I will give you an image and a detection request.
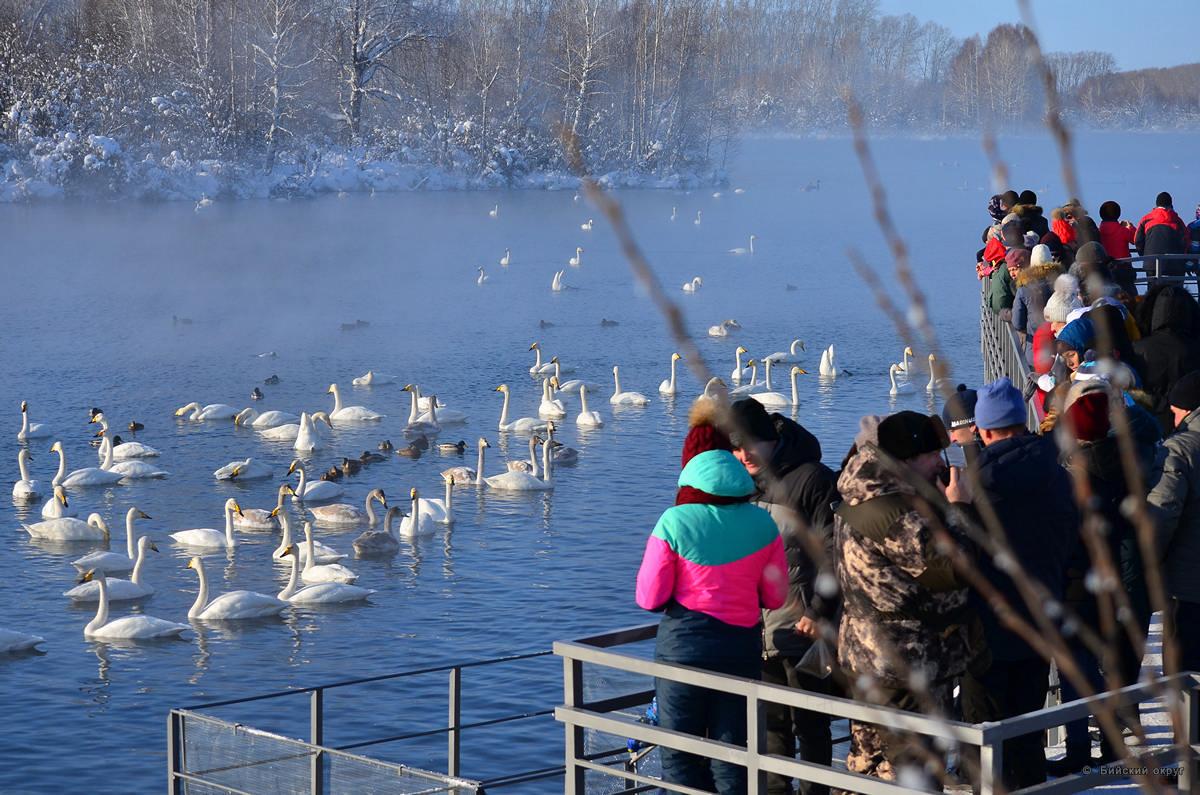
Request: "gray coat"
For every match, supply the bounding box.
[1147,409,1200,603]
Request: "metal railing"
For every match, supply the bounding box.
[555,623,1199,795]
[979,285,1040,430]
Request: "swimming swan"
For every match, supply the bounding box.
[728,235,756,256]
[477,266,488,285]
[274,511,344,564]
[569,247,583,267]
[0,629,44,653]
[708,319,740,338]
[551,270,566,292]
[682,277,703,293]
[731,346,752,382]
[581,219,593,231]
[24,511,109,542]
[926,354,953,393]
[610,366,650,406]
[170,499,243,548]
[495,385,548,433]
[889,364,916,397]
[71,507,151,573]
[730,360,765,397]
[294,412,328,452]
[186,556,287,620]
[483,437,553,491]
[78,569,187,639]
[40,485,76,519]
[277,545,374,604]
[175,402,239,421]
[352,370,398,387]
[752,365,807,408]
[90,415,160,457]
[301,522,358,583]
[235,483,293,531]
[65,536,157,601]
[659,353,683,396]
[406,385,468,423]
[259,411,332,442]
[442,438,488,485]
[104,438,169,480]
[308,488,387,526]
[57,440,125,488]
[818,346,839,378]
[398,483,453,535]
[17,401,51,441]
[288,461,344,502]
[765,340,806,364]
[327,383,384,421]
[213,457,272,481]
[576,385,604,427]
[539,378,567,418]
[13,449,41,502]
[352,506,403,557]
[499,249,511,267]
[234,408,299,428]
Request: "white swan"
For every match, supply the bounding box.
[477,266,488,285]
[308,488,387,526]
[895,346,915,374]
[442,438,488,485]
[288,461,344,502]
[671,206,677,221]
[273,511,344,564]
[484,437,553,491]
[170,499,242,548]
[499,249,511,267]
[926,354,953,393]
[659,353,683,396]
[72,507,151,573]
[405,393,442,434]
[327,383,384,421]
[495,384,548,433]
[569,247,583,267]
[728,235,757,256]
[57,440,124,488]
[539,378,567,418]
[24,511,108,541]
[234,407,299,428]
[352,370,398,387]
[407,385,467,425]
[489,204,499,218]
[610,366,650,406]
[697,377,729,406]
[400,481,453,532]
[260,411,332,442]
[753,364,807,408]
[353,506,403,557]
[731,360,765,397]
[186,556,287,620]
[175,402,239,421]
[105,438,169,480]
[577,385,604,427]
[694,210,702,225]
[731,346,752,382]
[40,485,75,518]
[889,364,916,397]
[682,277,703,293]
[293,412,327,452]
[12,448,41,502]
[551,270,566,292]
[65,536,157,601]
[90,415,161,457]
[528,342,558,375]
[213,457,272,481]
[0,629,44,653]
[819,345,839,378]
[581,219,593,231]
[708,319,740,338]
[301,522,357,583]
[236,483,292,530]
[79,569,187,639]
[277,545,374,604]
[765,340,806,364]
[17,401,51,440]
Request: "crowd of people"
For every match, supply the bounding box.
[630,189,1200,794]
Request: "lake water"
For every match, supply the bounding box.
[1,132,1193,793]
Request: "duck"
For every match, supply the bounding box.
[127,420,145,432]
[576,385,604,427]
[175,402,239,421]
[818,345,839,378]
[442,438,488,485]
[251,387,264,401]
[551,270,566,292]
[24,511,109,542]
[77,569,188,639]
[889,364,916,397]
[396,444,423,459]
[568,247,583,267]
[581,219,593,231]
[213,457,271,481]
[378,439,394,452]
[170,499,243,548]
[327,383,384,421]
[728,235,756,256]
[499,249,511,267]
[730,346,752,382]
[17,401,51,441]
[308,488,387,527]
[323,466,344,481]
[752,364,807,408]
[57,440,125,488]
[300,522,358,583]
[277,545,374,604]
[682,276,703,293]
[540,319,554,328]
[476,266,488,285]
[495,384,548,433]
[708,319,740,338]
[610,366,650,406]
[765,340,806,364]
[104,437,169,480]
[40,485,75,519]
[235,483,292,531]
[437,440,466,454]
[360,450,386,463]
[352,370,398,387]
[233,407,299,429]
[185,556,287,620]
[352,505,403,557]
[398,482,453,535]
[64,536,157,601]
[0,629,45,653]
[600,318,619,327]
[659,353,683,396]
[264,374,281,385]
[288,460,344,502]
[483,436,553,491]
[539,378,567,419]
[71,507,151,573]
[273,511,344,564]
[12,449,41,502]
[339,457,362,478]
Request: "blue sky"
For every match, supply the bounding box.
[877,0,1198,71]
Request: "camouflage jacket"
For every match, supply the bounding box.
[835,445,974,688]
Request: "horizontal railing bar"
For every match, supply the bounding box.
[574,758,715,795]
[170,771,259,795]
[581,744,645,762]
[1016,745,1179,795]
[479,764,565,787]
[574,622,659,648]
[581,689,656,714]
[184,650,554,710]
[333,708,556,752]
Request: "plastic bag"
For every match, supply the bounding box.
[794,639,835,679]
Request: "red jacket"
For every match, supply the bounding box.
[982,236,1006,264]
[1032,322,1057,375]
[1051,217,1076,246]
[1099,220,1135,261]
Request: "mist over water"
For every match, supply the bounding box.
[0,132,1191,791]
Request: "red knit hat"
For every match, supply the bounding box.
[1063,390,1110,442]
[681,423,732,467]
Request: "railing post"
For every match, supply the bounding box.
[448,666,462,778]
[978,738,1002,795]
[1181,677,1199,791]
[746,689,766,794]
[167,710,184,795]
[310,688,324,795]
[563,656,586,795]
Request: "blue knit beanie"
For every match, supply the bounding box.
[1055,315,1096,353]
[975,377,1027,430]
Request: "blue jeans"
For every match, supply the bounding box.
[654,604,762,794]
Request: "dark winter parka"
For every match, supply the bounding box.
[1013,203,1050,239]
[1147,409,1200,604]
[754,414,841,659]
[973,433,1080,661]
[1134,286,1200,432]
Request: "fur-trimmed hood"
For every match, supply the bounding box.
[1016,261,1064,288]
[1013,203,1044,218]
[688,395,724,428]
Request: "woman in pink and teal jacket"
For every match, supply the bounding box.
[635,407,788,794]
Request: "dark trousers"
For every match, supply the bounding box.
[762,655,833,795]
[1058,640,1107,765]
[961,657,1051,790]
[654,606,762,795]
[1171,598,1200,674]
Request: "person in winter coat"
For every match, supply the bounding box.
[958,378,1080,790]
[1135,191,1192,279]
[1098,200,1137,295]
[1014,190,1050,239]
[1012,244,1061,346]
[729,399,840,795]
[1032,275,1084,406]
[1071,241,1124,303]
[636,403,788,794]
[1134,285,1200,434]
[835,411,976,785]
[1145,371,1200,673]
[1051,202,1081,248]
[1190,204,1200,256]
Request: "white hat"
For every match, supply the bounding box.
[1031,244,1053,268]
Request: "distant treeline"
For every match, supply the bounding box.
[1,0,1197,197]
